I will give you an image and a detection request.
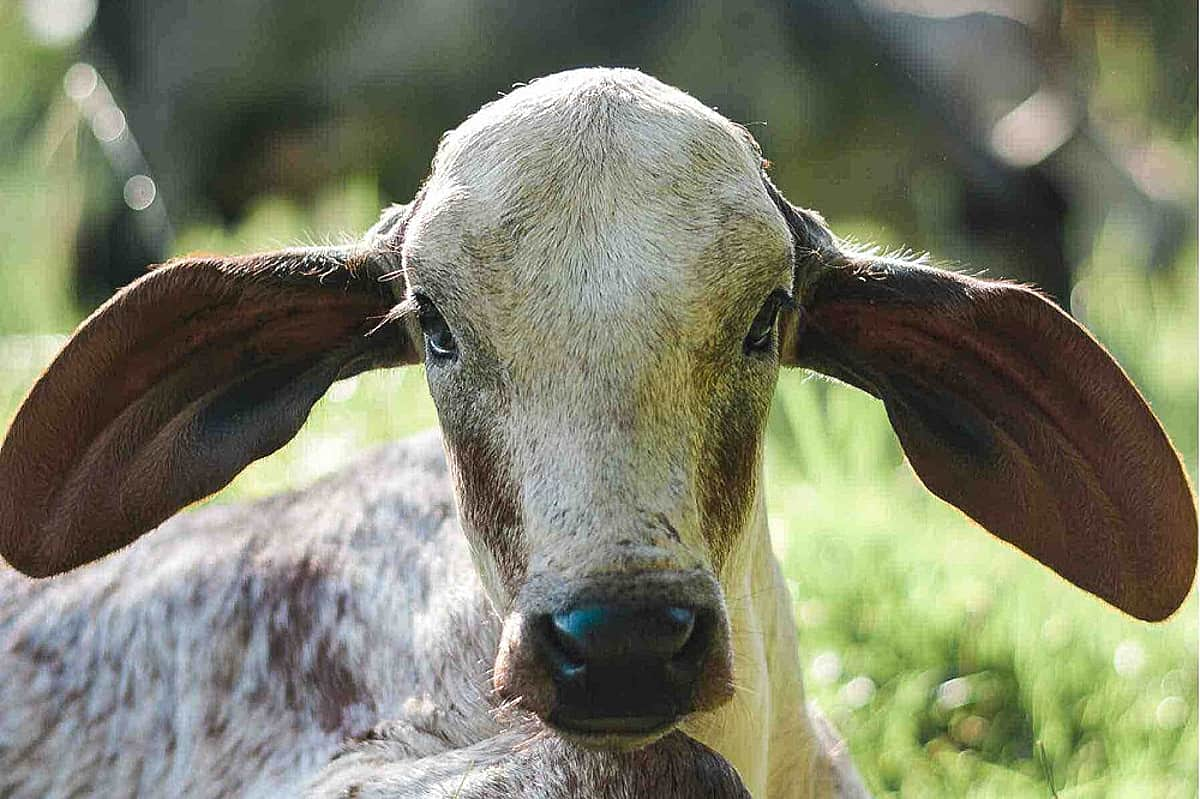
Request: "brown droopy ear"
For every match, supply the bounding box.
[780,255,1196,621]
[0,244,416,577]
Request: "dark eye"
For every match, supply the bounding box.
[744,290,789,354]
[416,297,458,360]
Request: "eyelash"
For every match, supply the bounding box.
[744,289,793,355]
[413,294,458,360]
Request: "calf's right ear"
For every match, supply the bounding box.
[0,242,417,578]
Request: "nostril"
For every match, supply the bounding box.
[549,606,606,662]
[665,606,697,638]
[547,604,698,663]
[655,606,697,658]
[669,608,713,674]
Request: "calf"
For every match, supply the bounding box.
[0,68,1193,798]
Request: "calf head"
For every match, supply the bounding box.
[1,69,1194,748]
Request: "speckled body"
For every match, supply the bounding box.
[0,432,861,797]
[1,433,494,797]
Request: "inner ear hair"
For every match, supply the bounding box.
[0,244,417,578]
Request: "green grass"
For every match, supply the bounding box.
[766,376,1197,798]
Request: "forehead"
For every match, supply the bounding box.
[403,69,792,347]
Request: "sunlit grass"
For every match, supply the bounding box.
[760,220,1198,797]
[765,390,1197,797]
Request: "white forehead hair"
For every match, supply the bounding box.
[405,67,792,356]
[432,67,764,194]
[402,69,794,596]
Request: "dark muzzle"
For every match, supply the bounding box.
[533,602,720,734]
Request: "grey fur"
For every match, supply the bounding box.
[310,727,751,798]
[1,433,502,798]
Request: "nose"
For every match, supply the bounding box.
[536,603,716,735]
[552,605,697,661]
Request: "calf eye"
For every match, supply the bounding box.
[416,297,458,360]
[744,290,789,354]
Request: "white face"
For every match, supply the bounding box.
[389,68,798,742]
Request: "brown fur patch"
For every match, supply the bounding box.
[259,555,376,734]
[442,420,525,594]
[692,352,775,575]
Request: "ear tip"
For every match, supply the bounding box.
[1,511,85,579]
[1124,558,1196,622]
[1129,591,1192,623]
[0,545,61,579]
[1150,508,1199,621]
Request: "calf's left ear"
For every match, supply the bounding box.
[779,253,1196,622]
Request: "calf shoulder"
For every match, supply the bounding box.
[308,726,751,799]
[0,430,502,798]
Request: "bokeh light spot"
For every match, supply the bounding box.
[840,676,877,709]
[936,676,972,711]
[123,175,156,212]
[810,650,842,686]
[91,107,126,143]
[22,0,97,46]
[63,63,98,101]
[1156,696,1189,730]
[1112,640,1146,678]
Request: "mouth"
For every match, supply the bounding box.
[492,571,736,751]
[548,713,680,749]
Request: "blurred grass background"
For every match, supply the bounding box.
[0,1,1196,796]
